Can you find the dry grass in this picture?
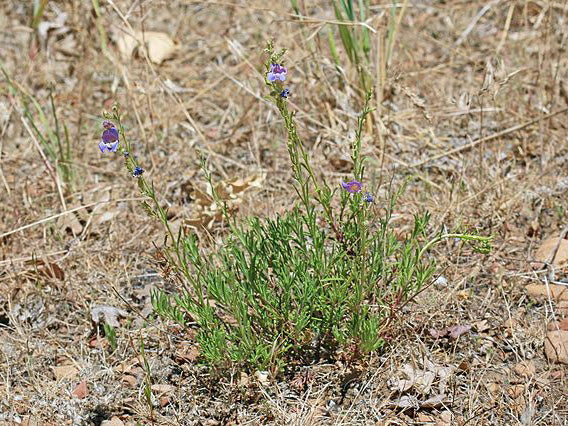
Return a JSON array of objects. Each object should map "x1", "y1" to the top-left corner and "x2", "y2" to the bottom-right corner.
[{"x1": 1, "y1": 0, "x2": 568, "y2": 424}]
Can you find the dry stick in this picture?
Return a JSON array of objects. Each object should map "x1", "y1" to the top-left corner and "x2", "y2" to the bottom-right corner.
[
  {"x1": 20, "y1": 116, "x2": 67, "y2": 211},
  {"x1": 0, "y1": 197, "x2": 145, "y2": 239},
  {"x1": 410, "y1": 106, "x2": 568, "y2": 169}
]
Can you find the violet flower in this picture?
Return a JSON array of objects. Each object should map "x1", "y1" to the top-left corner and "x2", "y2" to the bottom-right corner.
[
  {"x1": 99, "y1": 121, "x2": 119, "y2": 153},
  {"x1": 363, "y1": 192, "x2": 374, "y2": 203},
  {"x1": 267, "y1": 64, "x2": 287, "y2": 82},
  {"x1": 133, "y1": 166, "x2": 144, "y2": 178},
  {"x1": 280, "y1": 88, "x2": 290, "y2": 98},
  {"x1": 341, "y1": 180, "x2": 362, "y2": 194}
]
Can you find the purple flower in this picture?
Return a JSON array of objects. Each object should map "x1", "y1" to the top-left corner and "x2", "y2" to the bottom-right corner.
[
  {"x1": 280, "y1": 88, "x2": 290, "y2": 98},
  {"x1": 267, "y1": 64, "x2": 287, "y2": 82},
  {"x1": 133, "y1": 166, "x2": 144, "y2": 178},
  {"x1": 123, "y1": 151, "x2": 130, "y2": 158},
  {"x1": 99, "y1": 122, "x2": 119, "y2": 153},
  {"x1": 341, "y1": 180, "x2": 362, "y2": 194},
  {"x1": 363, "y1": 192, "x2": 374, "y2": 203}
]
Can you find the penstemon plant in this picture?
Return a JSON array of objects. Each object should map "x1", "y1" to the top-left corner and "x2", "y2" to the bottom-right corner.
[{"x1": 100, "y1": 42, "x2": 491, "y2": 371}]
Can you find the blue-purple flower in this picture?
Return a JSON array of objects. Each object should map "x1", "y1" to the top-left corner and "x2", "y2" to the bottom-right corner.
[
  {"x1": 133, "y1": 166, "x2": 144, "y2": 178},
  {"x1": 341, "y1": 180, "x2": 362, "y2": 194},
  {"x1": 280, "y1": 88, "x2": 290, "y2": 98},
  {"x1": 267, "y1": 64, "x2": 287, "y2": 82},
  {"x1": 363, "y1": 192, "x2": 374, "y2": 203},
  {"x1": 99, "y1": 121, "x2": 119, "y2": 153}
]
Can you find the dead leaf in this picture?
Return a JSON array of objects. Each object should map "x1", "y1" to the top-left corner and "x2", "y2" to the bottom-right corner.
[
  {"x1": 121, "y1": 374, "x2": 137, "y2": 388},
  {"x1": 159, "y1": 395, "x2": 170, "y2": 407},
  {"x1": 533, "y1": 237, "x2": 568, "y2": 268},
  {"x1": 544, "y1": 330, "x2": 568, "y2": 364},
  {"x1": 72, "y1": 381, "x2": 88, "y2": 399},
  {"x1": 115, "y1": 30, "x2": 178, "y2": 64},
  {"x1": 421, "y1": 393, "x2": 447, "y2": 408},
  {"x1": 174, "y1": 343, "x2": 199, "y2": 363},
  {"x1": 547, "y1": 319, "x2": 568, "y2": 331},
  {"x1": 391, "y1": 395, "x2": 420, "y2": 409},
  {"x1": 25, "y1": 259, "x2": 65, "y2": 280},
  {"x1": 53, "y1": 365, "x2": 79, "y2": 380},
  {"x1": 526, "y1": 284, "x2": 568, "y2": 302},
  {"x1": 184, "y1": 174, "x2": 265, "y2": 230},
  {"x1": 239, "y1": 372, "x2": 250, "y2": 387},
  {"x1": 37, "y1": 11, "x2": 69, "y2": 46},
  {"x1": 101, "y1": 417, "x2": 125, "y2": 426},
  {"x1": 429, "y1": 324, "x2": 472, "y2": 339},
  {"x1": 255, "y1": 371, "x2": 270, "y2": 386},
  {"x1": 449, "y1": 324, "x2": 472, "y2": 339},
  {"x1": 91, "y1": 305, "x2": 128, "y2": 327},
  {"x1": 151, "y1": 384, "x2": 175, "y2": 394},
  {"x1": 473, "y1": 319, "x2": 490, "y2": 332},
  {"x1": 557, "y1": 301, "x2": 568, "y2": 317},
  {"x1": 514, "y1": 361, "x2": 535, "y2": 377},
  {"x1": 507, "y1": 384, "x2": 525, "y2": 398},
  {"x1": 437, "y1": 411, "x2": 453, "y2": 426},
  {"x1": 57, "y1": 212, "x2": 83, "y2": 235}
]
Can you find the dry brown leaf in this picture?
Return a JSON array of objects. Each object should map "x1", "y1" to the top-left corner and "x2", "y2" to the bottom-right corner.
[
  {"x1": 533, "y1": 237, "x2": 568, "y2": 268},
  {"x1": 547, "y1": 319, "x2": 568, "y2": 331},
  {"x1": 184, "y1": 174, "x2": 265, "y2": 229},
  {"x1": 25, "y1": 259, "x2": 65, "y2": 280},
  {"x1": 557, "y1": 301, "x2": 568, "y2": 317},
  {"x1": 72, "y1": 380, "x2": 88, "y2": 399},
  {"x1": 151, "y1": 384, "x2": 175, "y2": 394},
  {"x1": 255, "y1": 371, "x2": 270, "y2": 386},
  {"x1": 507, "y1": 384, "x2": 525, "y2": 398},
  {"x1": 437, "y1": 411, "x2": 453, "y2": 426},
  {"x1": 449, "y1": 324, "x2": 471, "y2": 339},
  {"x1": 544, "y1": 330, "x2": 568, "y2": 364},
  {"x1": 526, "y1": 284, "x2": 568, "y2": 302},
  {"x1": 513, "y1": 361, "x2": 535, "y2": 377},
  {"x1": 91, "y1": 305, "x2": 128, "y2": 327},
  {"x1": 101, "y1": 417, "x2": 125, "y2": 426},
  {"x1": 57, "y1": 212, "x2": 83, "y2": 235},
  {"x1": 473, "y1": 319, "x2": 490, "y2": 332},
  {"x1": 115, "y1": 30, "x2": 178, "y2": 64},
  {"x1": 429, "y1": 324, "x2": 471, "y2": 339},
  {"x1": 121, "y1": 374, "x2": 137, "y2": 388},
  {"x1": 142, "y1": 31, "x2": 178, "y2": 64},
  {"x1": 174, "y1": 343, "x2": 199, "y2": 363},
  {"x1": 53, "y1": 365, "x2": 79, "y2": 380}
]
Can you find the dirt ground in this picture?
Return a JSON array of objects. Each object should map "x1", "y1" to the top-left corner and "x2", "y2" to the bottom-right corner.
[{"x1": 1, "y1": 0, "x2": 568, "y2": 424}]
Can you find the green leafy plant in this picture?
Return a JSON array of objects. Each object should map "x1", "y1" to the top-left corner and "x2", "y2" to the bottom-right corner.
[
  {"x1": 103, "y1": 324, "x2": 117, "y2": 352},
  {"x1": 325, "y1": 0, "x2": 408, "y2": 97},
  {"x1": 102, "y1": 42, "x2": 490, "y2": 372}
]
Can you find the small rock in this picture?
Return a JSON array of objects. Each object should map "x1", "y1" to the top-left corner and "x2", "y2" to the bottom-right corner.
[{"x1": 544, "y1": 330, "x2": 568, "y2": 364}]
